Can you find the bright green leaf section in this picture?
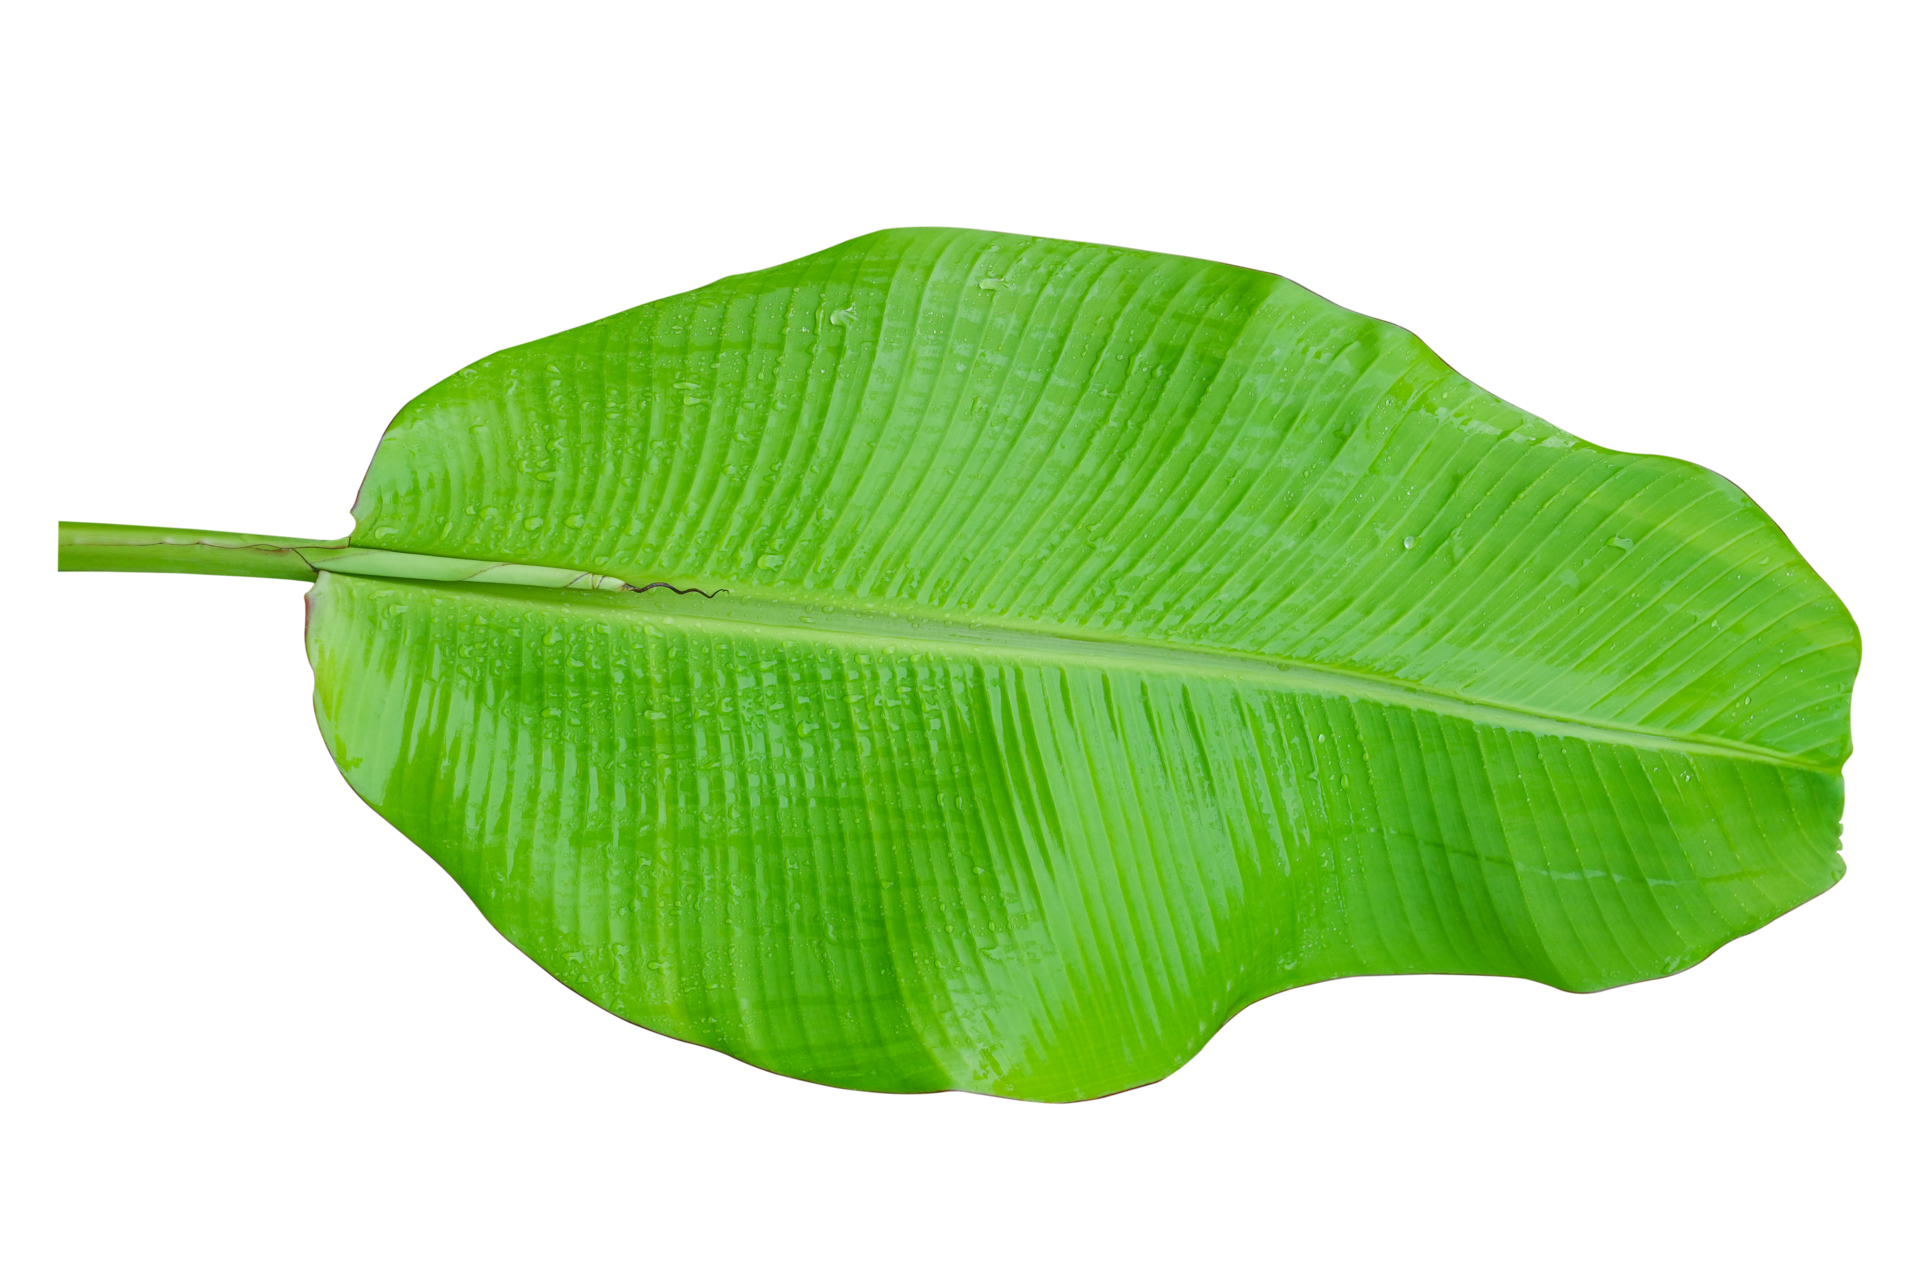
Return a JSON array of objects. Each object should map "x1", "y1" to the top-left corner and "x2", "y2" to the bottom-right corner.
[
  {"x1": 308, "y1": 575, "x2": 1841, "y2": 1100},
  {"x1": 352, "y1": 228, "x2": 1856, "y2": 765},
  {"x1": 308, "y1": 227, "x2": 1854, "y2": 1100}
]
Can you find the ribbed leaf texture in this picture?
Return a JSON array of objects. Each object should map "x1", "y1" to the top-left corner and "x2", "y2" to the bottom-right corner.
[{"x1": 310, "y1": 228, "x2": 1856, "y2": 1100}]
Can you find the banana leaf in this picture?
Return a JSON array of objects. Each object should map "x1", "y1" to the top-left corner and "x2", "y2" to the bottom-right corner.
[{"x1": 58, "y1": 228, "x2": 1857, "y2": 1101}]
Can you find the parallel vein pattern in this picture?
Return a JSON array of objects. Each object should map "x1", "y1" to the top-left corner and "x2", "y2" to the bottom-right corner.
[
  {"x1": 354, "y1": 229, "x2": 1853, "y2": 764},
  {"x1": 309, "y1": 577, "x2": 1842, "y2": 1099},
  {"x1": 320, "y1": 228, "x2": 1856, "y2": 1099}
]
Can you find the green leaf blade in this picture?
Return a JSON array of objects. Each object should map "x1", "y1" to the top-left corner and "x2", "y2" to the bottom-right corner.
[
  {"x1": 350, "y1": 228, "x2": 1855, "y2": 768},
  {"x1": 312, "y1": 227, "x2": 1855, "y2": 1098},
  {"x1": 60, "y1": 225, "x2": 1858, "y2": 1097},
  {"x1": 307, "y1": 571, "x2": 1844, "y2": 1100}
]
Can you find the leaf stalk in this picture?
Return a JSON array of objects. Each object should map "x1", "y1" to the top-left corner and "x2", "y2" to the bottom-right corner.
[{"x1": 58, "y1": 522, "x2": 344, "y2": 582}]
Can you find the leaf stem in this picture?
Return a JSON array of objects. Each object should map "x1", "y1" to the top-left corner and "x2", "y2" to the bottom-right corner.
[{"x1": 58, "y1": 522, "x2": 346, "y2": 582}]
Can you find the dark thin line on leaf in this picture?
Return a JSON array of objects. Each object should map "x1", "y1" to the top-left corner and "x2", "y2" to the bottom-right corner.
[{"x1": 623, "y1": 581, "x2": 729, "y2": 598}]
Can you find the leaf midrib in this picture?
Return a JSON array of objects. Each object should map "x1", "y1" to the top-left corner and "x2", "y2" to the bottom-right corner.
[{"x1": 320, "y1": 547, "x2": 1832, "y2": 776}]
